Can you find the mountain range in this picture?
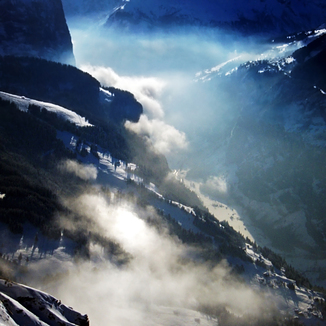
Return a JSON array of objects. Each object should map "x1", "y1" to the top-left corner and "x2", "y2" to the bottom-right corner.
[{"x1": 104, "y1": 0, "x2": 326, "y2": 34}]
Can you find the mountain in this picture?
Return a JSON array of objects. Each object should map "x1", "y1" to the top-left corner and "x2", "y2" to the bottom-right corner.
[
  {"x1": 105, "y1": 0, "x2": 326, "y2": 35},
  {"x1": 184, "y1": 28, "x2": 326, "y2": 284},
  {"x1": 0, "y1": 0, "x2": 75, "y2": 65}
]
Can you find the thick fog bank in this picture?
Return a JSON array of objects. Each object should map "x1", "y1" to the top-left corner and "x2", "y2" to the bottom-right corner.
[{"x1": 25, "y1": 190, "x2": 277, "y2": 326}]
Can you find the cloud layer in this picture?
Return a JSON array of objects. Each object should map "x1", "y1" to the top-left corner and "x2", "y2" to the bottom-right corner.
[
  {"x1": 26, "y1": 192, "x2": 276, "y2": 326},
  {"x1": 59, "y1": 159, "x2": 98, "y2": 180},
  {"x1": 125, "y1": 115, "x2": 188, "y2": 155}
]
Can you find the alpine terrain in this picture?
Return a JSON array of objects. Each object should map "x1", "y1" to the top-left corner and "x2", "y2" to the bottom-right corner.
[{"x1": 0, "y1": 0, "x2": 326, "y2": 325}]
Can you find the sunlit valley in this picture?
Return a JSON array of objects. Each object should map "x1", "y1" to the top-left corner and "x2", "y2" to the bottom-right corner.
[{"x1": 0, "y1": 0, "x2": 326, "y2": 325}]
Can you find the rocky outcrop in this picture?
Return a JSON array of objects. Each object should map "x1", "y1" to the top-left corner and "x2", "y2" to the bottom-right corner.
[{"x1": 0, "y1": 0, "x2": 75, "y2": 65}]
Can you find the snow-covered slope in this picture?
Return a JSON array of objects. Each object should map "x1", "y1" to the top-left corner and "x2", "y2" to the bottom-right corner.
[
  {"x1": 0, "y1": 91, "x2": 92, "y2": 127},
  {"x1": 0, "y1": 120, "x2": 323, "y2": 325},
  {"x1": 196, "y1": 28, "x2": 326, "y2": 82},
  {"x1": 105, "y1": 0, "x2": 326, "y2": 35},
  {"x1": 0, "y1": 279, "x2": 88, "y2": 326}
]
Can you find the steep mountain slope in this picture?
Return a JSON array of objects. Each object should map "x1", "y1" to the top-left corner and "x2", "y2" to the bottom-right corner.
[
  {"x1": 0, "y1": 0, "x2": 75, "y2": 65},
  {"x1": 105, "y1": 0, "x2": 326, "y2": 35}
]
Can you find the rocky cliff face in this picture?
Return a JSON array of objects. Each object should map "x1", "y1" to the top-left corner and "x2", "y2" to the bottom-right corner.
[{"x1": 0, "y1": 0, "x2": 75, "y2": 65}]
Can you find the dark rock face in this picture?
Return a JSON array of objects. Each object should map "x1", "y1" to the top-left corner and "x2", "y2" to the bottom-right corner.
[
  {"x1": 105, "y1": 0, "x2": 326, "y2": 35},
  {"x1": 0, "y1": 0, "x2": 75, "y2": 65},
  {"x1": 105, "y1": 87, "x2": 143, "y2": 123}
]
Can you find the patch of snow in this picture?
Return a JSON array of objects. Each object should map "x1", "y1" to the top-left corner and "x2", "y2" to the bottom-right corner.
[
  {"x1": 245, "y1": 244, "x2": 273, "y2": 267},
  {"x1": 99, "y1": 87, "x2": 114, "y2": 103},
  {"x1": 195, "y1": 56, "x2": 242, "y2": 82},
  {"x1": 309, "y1": 28, "x2": 326, "y2": 38},
  {"x1": 285, "y1": 56, "x2": 295, "y2": 64},
  {"x1": 243, "y1": 248, "x2": 326, "y2": 322},
  {"x1": 0, "y1": 292, "x2": 48, "y2": 326},
  {"x1": 170, "y1": 201, "x2": 196, "y2": 216},
  {"x1": 276, "y1": 43, "x2": 290, "y2": 53},
  {"x1": 151, "y1": 198, "x2": 201, "y2": 234}
]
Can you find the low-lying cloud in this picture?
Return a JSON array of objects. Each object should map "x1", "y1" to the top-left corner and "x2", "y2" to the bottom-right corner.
[
  {"x1": 200, "y1": 175, "x2": 229, "y2": 199},
  {"x1": 59, "y1": 159, "x2": 98, "y2": 180},
  {"x1": 25, "y1": 191, "x2": 277, "y2": 326},
  {"x1": 125, "y1": 115, "x2": 188, "y2": 156},
  {"x1": 80, "y1": 64, "x2": 188, "y2": 156}
]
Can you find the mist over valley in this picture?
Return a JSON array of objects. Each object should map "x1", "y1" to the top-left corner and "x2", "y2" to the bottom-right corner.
[{"x1": 68, "y1": 6, "x2": 326, "y2": 281}]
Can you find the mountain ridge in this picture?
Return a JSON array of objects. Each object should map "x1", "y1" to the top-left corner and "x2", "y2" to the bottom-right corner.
[{"x1": 104, "y1": 0, "x2": 326, "y2": 35}]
